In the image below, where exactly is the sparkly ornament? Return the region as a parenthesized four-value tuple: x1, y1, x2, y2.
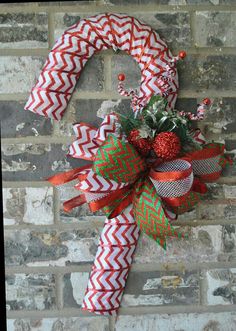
(153, 132, 181, 160)
(128, 129, 151, 156)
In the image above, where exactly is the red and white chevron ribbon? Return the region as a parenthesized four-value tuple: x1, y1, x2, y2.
(25, 13, 179, 119)
(49, 114, 140, 315)
(82, 205, 140, 315)
(192, 128, 206, 145)
(24, 13, 181, 316)
(68, 113, 120, 160)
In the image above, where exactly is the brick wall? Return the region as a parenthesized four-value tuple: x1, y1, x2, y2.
(1, 1, 236, 331)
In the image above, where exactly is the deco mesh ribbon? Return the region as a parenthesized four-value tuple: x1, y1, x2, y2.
(24, 13, 231, 316)
(24, 12, 179, 118)
(47, 114, 229, 314)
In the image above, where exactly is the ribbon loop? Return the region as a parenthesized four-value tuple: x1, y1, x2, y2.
(186, 143, 226, 182)
(93, 134, 146, 184)
(149, 159, 193, 196)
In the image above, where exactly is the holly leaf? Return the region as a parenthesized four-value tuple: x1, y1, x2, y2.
(118, 113, 142, 136)
(144, 95, 168, 112)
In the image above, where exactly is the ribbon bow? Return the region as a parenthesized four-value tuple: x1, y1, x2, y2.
(48, 114, 230, 249)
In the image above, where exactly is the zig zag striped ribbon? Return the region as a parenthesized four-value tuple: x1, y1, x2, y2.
(47, 115, 230, 316)
(24, 13, 179, 119)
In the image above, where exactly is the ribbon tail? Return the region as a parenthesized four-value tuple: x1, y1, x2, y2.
(151, 234, 167, 250)
(133, 178, 185, 249)
(108, 190, 134, 219)
(88, 186, 132, 214)
(47, 165, 91, 186)
(158, 238, 166, 250)
(219, 154, 233, 168)
(63, 194, 87, 212)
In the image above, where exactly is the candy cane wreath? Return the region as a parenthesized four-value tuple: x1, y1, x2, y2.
(25, 13, 231, 315)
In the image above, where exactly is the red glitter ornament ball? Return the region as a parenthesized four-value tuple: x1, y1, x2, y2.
(153, 132, 181, 161)
(128, 129, 151, 156)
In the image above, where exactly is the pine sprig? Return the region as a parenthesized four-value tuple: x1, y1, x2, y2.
(117, 112, 142, 136)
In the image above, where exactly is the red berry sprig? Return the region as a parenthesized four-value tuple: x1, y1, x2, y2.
(118, 73, 126, 81)
(202, 98, 211, 106)
(178, 50, 187, 59)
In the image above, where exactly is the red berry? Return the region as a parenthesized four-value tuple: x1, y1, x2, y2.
(178, 50, 187, 59)
(118, 73, 126, 81)
(128, 129, 151, 156)
(202, 98, 211, 106)
(153, 132, 181, 161)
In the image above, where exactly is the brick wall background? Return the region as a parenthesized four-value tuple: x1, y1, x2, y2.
(1, 1, 236, 330)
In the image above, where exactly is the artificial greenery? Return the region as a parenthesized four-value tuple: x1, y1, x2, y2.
(118, 95, 203, 151)
(142, 95, 190, 143)
(118, 112, 142, 136)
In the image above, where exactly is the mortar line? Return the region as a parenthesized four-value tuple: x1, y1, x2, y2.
(189, 7, 197, 49)
(109, 316, 116, 331)
(1, 136, 74, 144)
(47, 10, 59, 139)
(48, 11, 55, 49)
(55, 273, 64, 311)
(3, 215, 236, 230)
(2, 181, 52, 188)
(117, 304, 236, 316)
(52, 121, 62, 137)
(203, 132, 236, 140)
(5, 265, 92, 275)
(6, 304, 236, 319)
(199, 268, 208, 306)
(2, 131, 236, 144)
(5, 261, 236, 275)
(53, 186, 61, 225)
(1, 90, 236, 101)
(104, 54, 112, 92)
(3, 218, 105, 230)
(3, 136, 234, 144)
(1, 5, 236, 14)
(0, 49, 49, 56)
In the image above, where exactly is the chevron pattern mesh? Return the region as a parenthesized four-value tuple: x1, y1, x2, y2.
(24, 13, 178, 119)
(24, 13, 180, 316)
(82, 205, 140, 315)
